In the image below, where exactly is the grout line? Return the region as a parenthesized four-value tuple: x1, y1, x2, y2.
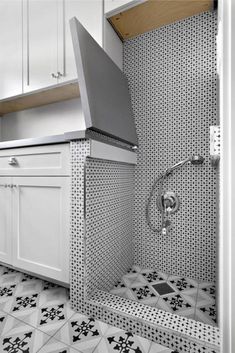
(35, 329, 54, 353)
(193, 283, 200, 321)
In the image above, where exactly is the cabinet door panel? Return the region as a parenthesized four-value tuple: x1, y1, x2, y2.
(23, 0, 59, 92)
(0, 178, 12, 265)
(0, 1, 23, 99)
(12, 177, 69, 283)
(58, 0, 103, 82)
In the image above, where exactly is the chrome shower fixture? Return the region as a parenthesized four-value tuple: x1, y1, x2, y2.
(156, 191, 180, 215)
(165, 154, 205, 175)
(146, 154, 205, 235)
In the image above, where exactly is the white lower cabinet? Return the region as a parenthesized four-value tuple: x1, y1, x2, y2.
(0, 144, 70, 284)
(0, 178, 12, 265)
(0, 175, 70, 284)
(12, 177, 70, 284)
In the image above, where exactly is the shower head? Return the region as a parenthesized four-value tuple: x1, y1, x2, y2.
(165, 154, 204, 175)
(190, 154, 205, 165)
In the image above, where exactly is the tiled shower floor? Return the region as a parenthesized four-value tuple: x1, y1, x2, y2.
(0, 264, 175, 353)
(110, 265, 217, 327)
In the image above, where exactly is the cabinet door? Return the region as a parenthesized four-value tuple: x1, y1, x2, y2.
(58, 0, 103, 82)
(0, 1, 23, 100)
(12, 177, 70, 283)
(0, 178, 12, 265)
(23, 0, 59, 92)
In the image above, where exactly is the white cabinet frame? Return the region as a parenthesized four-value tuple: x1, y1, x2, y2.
(0, 177, 12, 265)
(12, 176, 70, 283)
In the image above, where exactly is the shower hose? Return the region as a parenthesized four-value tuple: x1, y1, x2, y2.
(146, 171, 169, 233)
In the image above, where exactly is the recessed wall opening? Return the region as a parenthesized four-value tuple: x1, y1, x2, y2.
(81, 6, 220, 351)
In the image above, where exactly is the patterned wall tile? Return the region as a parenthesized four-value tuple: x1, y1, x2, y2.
(70, 140, 90, 312)
(123, 11, 218, 282)
(85, 159, 135, 297)
(102, 308, 142, 336)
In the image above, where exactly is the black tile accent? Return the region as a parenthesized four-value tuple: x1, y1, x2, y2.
(107, 332, 143, 353)
(141, 271, 164, 283)
(152, 282, 175, 296)
(2, 332, 33, 352)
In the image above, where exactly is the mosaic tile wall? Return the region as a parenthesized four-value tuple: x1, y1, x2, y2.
(69, 140, 220, 352)
(85, 158, 135, 297)
(70, 140, 90, 312)
(123, 11, 218, 282)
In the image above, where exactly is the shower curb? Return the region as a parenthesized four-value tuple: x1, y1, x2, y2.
(84, 290, 220, 353)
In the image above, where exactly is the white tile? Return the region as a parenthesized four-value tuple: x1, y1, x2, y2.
(149, 341, 173, 353)
(37, 336, 81, 353)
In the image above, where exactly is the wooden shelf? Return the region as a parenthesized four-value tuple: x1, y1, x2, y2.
(0, 80, 80, 116)
(108, 0, 214, 40)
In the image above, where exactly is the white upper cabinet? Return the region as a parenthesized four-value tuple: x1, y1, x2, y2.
(104, 0, 145, 15)
(0, 0, 23, 100)
(23, 0, 103, 92)
(58, 0, 103, 83)
(0, 0, 122, 101)
(23, 0, 59, 92)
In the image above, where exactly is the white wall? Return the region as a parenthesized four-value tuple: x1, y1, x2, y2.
(104, 19, 123, 70)
(219, 0, 232, 351)
(1, 98, 85, 141)
(231, 1, 235, 351)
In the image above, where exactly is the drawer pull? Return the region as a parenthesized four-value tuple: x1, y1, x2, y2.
(8, 157, 18, 166)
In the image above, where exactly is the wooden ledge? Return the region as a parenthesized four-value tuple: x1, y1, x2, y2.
(108, 0, 214, 41)
(0, 80, 80, 116)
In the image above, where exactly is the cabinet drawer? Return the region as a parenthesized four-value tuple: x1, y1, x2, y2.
(0, 144, 70, 176)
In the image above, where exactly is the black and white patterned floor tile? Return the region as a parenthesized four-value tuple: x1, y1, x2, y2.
(93, 326, 151, 353)
(149, 342, 177, 353)
(38, 322, 174, 353)
(167, 275, 197, 292)
(9, 292, 74, 335)
(37, 336, 80, 353)
(0, 264, 216, 351)
(109, 266, 217, 325)
(200, 284, 216, 301)
(53, 313, 108, 352)
(141, 271, 166, 284)
(131, 285, 158, 301)
(156, 293, 193, 316)
(0, 309, 52, 352)
(195, 303, 217, 326)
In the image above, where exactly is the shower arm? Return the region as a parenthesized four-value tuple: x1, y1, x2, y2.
(165, 157, 191, 176)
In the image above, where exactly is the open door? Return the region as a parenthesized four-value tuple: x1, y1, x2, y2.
(70, 17, 138, 146)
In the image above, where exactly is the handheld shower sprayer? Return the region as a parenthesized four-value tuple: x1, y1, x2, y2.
(165, 154, 205, 176)
(146, 154, 204, 235)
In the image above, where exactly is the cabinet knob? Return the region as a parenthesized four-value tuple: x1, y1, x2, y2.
(8, 157, 18, 166)
(51, 73, 58, 79)
(51, 72, 63, 79)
